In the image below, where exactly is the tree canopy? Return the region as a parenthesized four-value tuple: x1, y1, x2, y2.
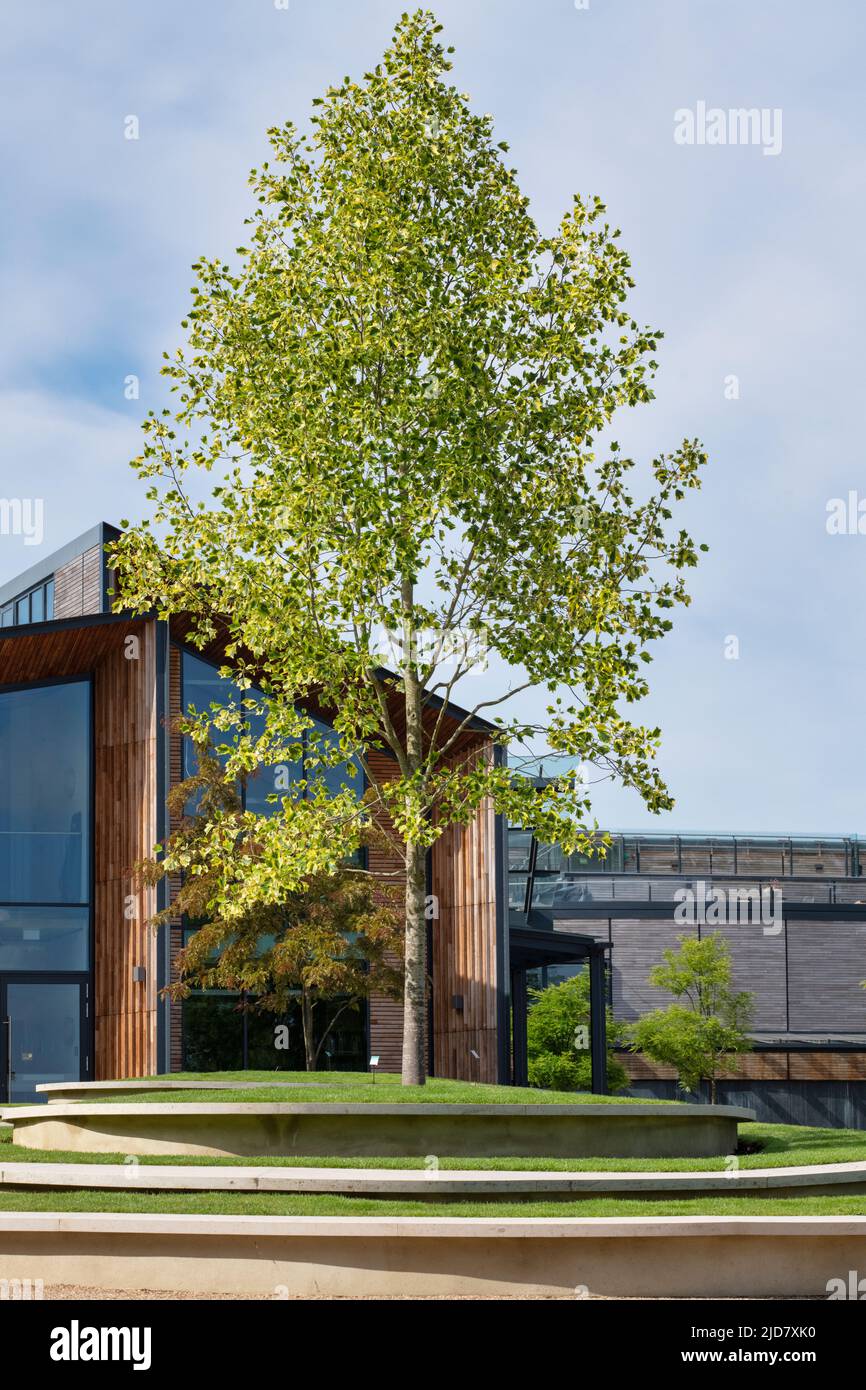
(112, 9, 707, 1082)
(628, 934, 754, 1103)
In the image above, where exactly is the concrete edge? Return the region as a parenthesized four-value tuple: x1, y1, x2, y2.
(0, 1160, 864, 1196)
(0, 1212, 866, 1236)
(1, 1212, 863, 1296)
(2, 1101, 757, 1121)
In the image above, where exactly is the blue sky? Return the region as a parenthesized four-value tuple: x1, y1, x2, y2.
(1, 0, 864, 833)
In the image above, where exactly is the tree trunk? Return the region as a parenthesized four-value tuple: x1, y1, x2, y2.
(301, 989, 317, 1072)
(400, 576, 427, 1086)
(401, 839, 428, 1085)
(709, 1074, 716, 1105)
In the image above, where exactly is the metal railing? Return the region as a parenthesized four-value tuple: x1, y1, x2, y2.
(523, 873, 866, 910)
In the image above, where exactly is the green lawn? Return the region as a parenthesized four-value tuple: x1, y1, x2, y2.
(0, 1188, 863, 1218)
(87, 1078, 675, 1106)
(2, 1111, 866, 1216)
(143, 1070, 404, 1085)
(1, 1122, 865, 1172)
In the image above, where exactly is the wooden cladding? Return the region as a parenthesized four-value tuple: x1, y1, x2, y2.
(786, 921, 866, 1031)
(168, 644, 184, 1072)
(93, 620, 159, 1079)
(430, 748, 499, 1084)
(365, 741, 501, 1083)
(555, 915, 866, 1037)
(365, 750, 411, 1076)
(0, 617, 132, 685)
(54, 545, 103, 620)
(624, 1050, 866, 1083)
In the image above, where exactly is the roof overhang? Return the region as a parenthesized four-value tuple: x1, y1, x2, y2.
(0, 611, 154, 685)
(509, 911, 609, 968)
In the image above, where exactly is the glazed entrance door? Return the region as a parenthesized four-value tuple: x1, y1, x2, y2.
(0, 980, 85, 1103)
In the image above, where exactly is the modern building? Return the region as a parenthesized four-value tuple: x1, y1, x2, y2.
(0, 523, 514, 1099)
(1, 523, 865, 1126)
(509, 825, 866, 1126)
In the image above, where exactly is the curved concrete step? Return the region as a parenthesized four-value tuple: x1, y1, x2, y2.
(0, 1159, 864, 1195)
(36, 1080, 346, 1101)
(2, 1212, 865, 1297)
(0, 1100, 756, 1162)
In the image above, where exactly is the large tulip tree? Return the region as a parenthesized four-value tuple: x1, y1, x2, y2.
(112, 9, 707, 1085)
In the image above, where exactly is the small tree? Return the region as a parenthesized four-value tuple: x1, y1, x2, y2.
(627, 933, 753, 1103)
(140, 736, 403, 1071)
(526, 972, 628, 1093)
(112, 9, 707, 1084)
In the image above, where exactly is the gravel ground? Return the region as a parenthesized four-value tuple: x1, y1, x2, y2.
(40, 1286, 574, 1300)
(37, 1286, 824, 1301)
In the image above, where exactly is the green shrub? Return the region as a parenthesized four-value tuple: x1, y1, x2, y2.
(526, 972, 629, 1094)
(527, 1052, 583, 1092)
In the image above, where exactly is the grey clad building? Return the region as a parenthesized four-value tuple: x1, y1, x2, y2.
(509, 825, 866, 1125)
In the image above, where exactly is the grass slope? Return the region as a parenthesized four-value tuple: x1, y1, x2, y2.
(0, 1188, 863, 1218)
(1, 1122, 865, 1172)
(87, 1079, 675, 1106)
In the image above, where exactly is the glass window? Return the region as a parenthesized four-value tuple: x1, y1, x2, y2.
(243, 703, 303, 817)
(0, 681, 91, 903)
(181, 649, 359, 814)
(508, 829, 533, 872)
(546, 963, 584, 987)
(181, 651, 245, 778)
(244, 1003, 302, 1070)
(181, 991, 368, 1073)
(0, 907, 88, 971)
(509, 873, 528, 909)
(305, 716, 360, 801)
(0, 582, 54, 630)
(182, 993, 245, 1072)
(6, 982, 81, 1101)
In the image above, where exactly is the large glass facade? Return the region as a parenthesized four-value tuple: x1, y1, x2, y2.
(0, 907, 89, 972)
(0, 679, 91, 1102)
(0, 681, 90, 906)
(5, 982, 81, 1102)
(509, 824, 866, 913)
(181, 650, 358, 811)
(178, 649, 366, 1072)
(181, 993, 367, 1072)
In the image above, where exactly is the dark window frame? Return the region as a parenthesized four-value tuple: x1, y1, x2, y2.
(0, 576, 55, 629)
(0, 673, 94, 1100)
(176, 642, 367, 812)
